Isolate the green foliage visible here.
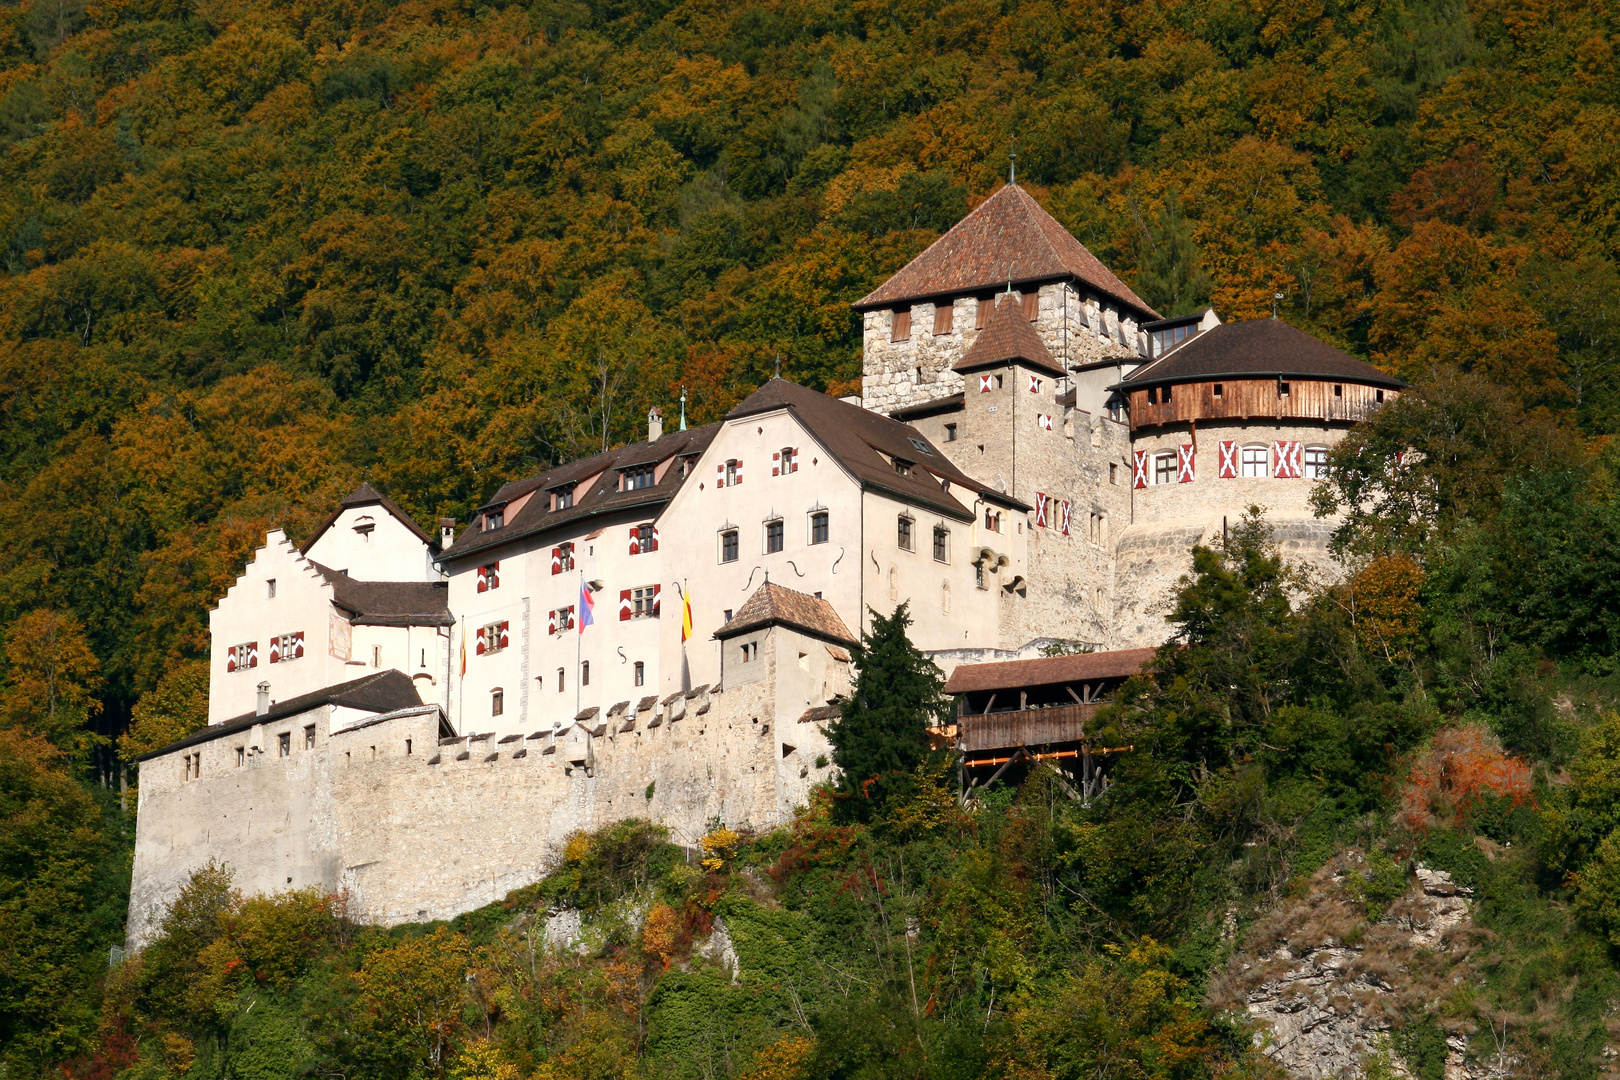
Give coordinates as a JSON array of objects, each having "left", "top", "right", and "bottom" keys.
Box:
[{"left": 826, "top": 602, "right": 947, "bottom": 822}]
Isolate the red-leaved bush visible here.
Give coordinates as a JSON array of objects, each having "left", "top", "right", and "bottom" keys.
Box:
[{"left": 1397, "top": 725, "right": 1532, "bottom": 831}]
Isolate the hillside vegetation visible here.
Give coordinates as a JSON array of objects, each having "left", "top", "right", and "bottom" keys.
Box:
[{"left": 1, "top": 0, "right": 1619, "bottom": 1075}]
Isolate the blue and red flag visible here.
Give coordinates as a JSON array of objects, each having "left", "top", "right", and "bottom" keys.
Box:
[{"left": 579, "top": 581, "right": 595, "bottom": 632}]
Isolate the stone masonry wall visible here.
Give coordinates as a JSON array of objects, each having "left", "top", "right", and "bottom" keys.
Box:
[
  {"left": 129, "top": 683, "right": 836, "bottom": 949},
  {"left": 862, "top": 284, "right": 1144, "bottom": 416}
]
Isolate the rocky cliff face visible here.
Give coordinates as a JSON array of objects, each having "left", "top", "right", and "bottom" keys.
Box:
[{"left": 1210, "top": 851, "right": 1516, "bottom": 1080}]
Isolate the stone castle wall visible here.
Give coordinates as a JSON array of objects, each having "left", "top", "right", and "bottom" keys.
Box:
[{"left": 128, "top": 674, "right": 836, "bottom": 949}]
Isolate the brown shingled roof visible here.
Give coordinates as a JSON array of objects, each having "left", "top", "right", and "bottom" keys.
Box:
[
  {"left": 727, "top": 379, "right": 1028, "bottom": 517},
  {"left": 443, "top": 423, "right": 720, "bottom": 562},
  {"left": 855, "top": 183, "right": 1159, "bottom": 318},
  {"left": 302, "top": 482, "right": 438, "bottom": 554},
  {"left": 714, "top": 582, "right": 857, "bottom": 646},
  {"left": 310, "top": 563, "right": 453, "bottom": 626},
  {"left": 1118, "top": 319, "right": 1406, "bottom": 390},
  {"left": 953, "top": 294, "right": 1066, "bottom": 378},
  {"left": 942, "top": 648, "right": 1157, "bottom": 694}
]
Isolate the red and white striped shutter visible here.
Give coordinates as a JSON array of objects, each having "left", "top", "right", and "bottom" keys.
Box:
[
  {"left": 651, "top": 525, "right": 659, "bottom": 551},
  {"left": 567, "top": 605, "right": 576, "bottom": 630},
  {"left": 1274, "top": 441, "right": 1301, "bottom": 478},
  {"left": 772, "top": 451, "right": 780, "bottom": 477},
  {"left": 979, "top": 374, "right": 993, "bottom": 393},
  {"left": 1028, "top": 374, "right": 1040, "bottom": 393},
  {"left": 550, "top": 548, "right": 561, "bottom": 575},
  {"left": 620, "top": 589, "right": 632, "bottom": 621},
  {"left": 1218, "top": 441, "right": 1237, "bottom": 479},
  {"left": 248, "top": 642, "right": 258, "bottom": 668},
  {"left": 477, "top": 625, "right": 487, "bottom": 653},
  {"left": 1034, "top": 492, "right": 1049, "bottom": 528},
  {"left": 1177, "top": 443, "right": 1195, "bottom": 483},
  {"left": 790, "top": 449, "right": 799, "bottom": 474},
  {"left": 547, "top": 611, "right": 556, "bottom": 637},
  {"left": 1060, "top": 500, "right": 1072, "bottom": 535},
  {"left": 476, "top": 565, "right": 487, "bottom": 592},
  {"left": 1288, "top": 441, "right": 1303, "bottom": 477},
  {"left": 629, "top": 527, "right": 640, "bottom": 556},
  {"left": 716, "top": 462, "right": 725, "bottom": 488},
  {"left": 1132, "top": 451, "right": 1149, "bottom": 489},
  {"left": 652, "top": 584, "right": 661, "bottom": 616},
  {"left": 268, "top": 637, "right": 281, "bottom": 664},
  {"left": 294, "top": 631, "right": 304, "bottom": 659},
  {"left": 490, "top": 561, "right": 499, "bottom": 589},
  {"left": 227, "top": 649, "right": 237, "bottom": 673},
  {"left": 498, "top": 621, "right": 510, "bottom": 649},
  {"left": 734, "top": 460, "right": 743, "bottom": 484}
]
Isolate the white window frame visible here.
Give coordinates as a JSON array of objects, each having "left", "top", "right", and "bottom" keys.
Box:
[
  {"left": 1154, "top": 453, "right": 1176, "bottom": 486},
  {"left": 1241, "top": 445, "right": 1269, "bottom": 478},
  {"left": 1303, "top": 445, "right": 1330, "bottom": 479}
]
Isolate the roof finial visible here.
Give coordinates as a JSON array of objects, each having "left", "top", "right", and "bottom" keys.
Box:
[
  {"left": 679, "top": 385, "right": 687, "bottom": 431},
  {"left": 774, "top": 351, "right": 781, "bottom": 380},
  {"left": 1004, "top": 264, "right": 1014, "bottom": 297},
  {"left": 1272, "top": 292, "right": 1283, "bottom": 319},
  {"left": 1008, "top": 135, "right": 1017, "bottom": 184}
]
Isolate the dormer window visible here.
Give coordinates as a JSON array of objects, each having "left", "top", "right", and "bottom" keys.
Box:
[
  {"left": 622, "top": 463, "right": 656, "bottom": 491},
  {"left": 892, "top": 458, "right": 913, "bottom": 477},
  {"left": 906, "top": 437, "right": 933, "bottom": 457},
  {"left": 483, "top": 507, "right": 505, "bottom": 531},
  {"left": 552, "top": 485, "right": 575, "bottom": 511}
]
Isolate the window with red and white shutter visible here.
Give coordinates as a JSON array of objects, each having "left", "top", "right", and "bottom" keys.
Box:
[
  {"left": 1132, "top": 451, "right": 1149, "bottom": 489},
  {"left": 1218, "top": 441, "right": 1238, "bottom": 479},
  {"left": 1177, "top": 444, "right": 1196, "bottom": 483}
]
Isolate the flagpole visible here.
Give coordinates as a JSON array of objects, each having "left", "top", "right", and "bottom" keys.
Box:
[{"left": 575, "top": 569, "right": 583, "bottom": 718}]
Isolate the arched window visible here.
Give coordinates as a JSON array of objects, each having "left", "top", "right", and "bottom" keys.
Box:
[
  {"left": 491, "top": 688, "right": 504, "bottom": 717},
  {"left": 582, "top": 661, "right": 590, "bottom": 687}
]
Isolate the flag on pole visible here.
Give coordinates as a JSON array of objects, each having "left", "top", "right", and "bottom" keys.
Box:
[
  {"left": 579, "top": 581, "right": 595, "bottom": 632},
  {"left": 680, "top": 584, "right": 693, "bottom": 643},
  {"left": 459, "top": 626, "right": 466, "bottom": 676}
]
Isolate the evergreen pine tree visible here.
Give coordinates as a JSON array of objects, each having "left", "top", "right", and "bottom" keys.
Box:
[
  {"left": 827, "top": 602, "right": 949, "bottom": 822},
  {"left": 1134, "top": 188, "right": 1213, "bottom": 317}
]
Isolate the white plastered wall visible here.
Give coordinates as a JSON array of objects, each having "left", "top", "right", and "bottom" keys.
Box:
[{"left": 305, "top": 503, "right": 437, "bottom": 582}]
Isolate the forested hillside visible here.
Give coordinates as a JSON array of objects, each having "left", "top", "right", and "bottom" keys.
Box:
[{"left": 1, "top": 0, "right": 1619, "bottom": 1075}]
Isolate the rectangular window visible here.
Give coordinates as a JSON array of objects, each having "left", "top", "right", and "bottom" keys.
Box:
[
  {"left": 944, "top": 423, "right": 957, "bottom": 442},
  {"left": 634, "top": 661, "right": 645, "bottom": 686},
  {"left": 623, "top": 463, "right": 656, "bottom": 490},
  {"left": 1241, "top": 445, "right": 1269, "bottom": 478},
  {"left": 484, "top": 508, "right": 504, "bottom": 530},
  {"left": 557, "top": 542, "right": 575, "bottom": 572},
  {"left": 1021, "top": 290, "right": 1038, "bottom": 321},
  {"left": 898, "top": 516, "right": 914, "bottom": 551},
  {"left": 932, "top": 303, "right": 953, "bottom": 335},
  {"left": 304, "top": 725, "right": 315, "bottom": 750},
  {"left": 975, "top": 563, "right": 986, "bottom": 589},
  {"left": 933, "top": 525, "right": 949, "bottom": 563},
  {"left": 1278, "top": 381, "right": 1291, "bottom": 397},
  {"left": 1213, "top": 383, "right": 1224, "bottom": 398},
  {"left": 810, "top": 511, "right": 829, "bottom": 544},
  {"left": 724, "top": 459, "right": 740, "bottom": 486},
  {"left": 372, "top": 645, "right": 381, "bottom": 668},
  {"left": 477, "top": 562, "right": 501, "bottom": 591},
  {"left": 552, "top": 485, "right": 574, "bottom": 510},
  {"left": 984, "top": 509, "right": 1000, "bottom": 532},
  {"left": 279, "top": 732, "right": 290, "bottom": 758},
  {"left": 765, "top": 519, "right": 784, "bottom": 553},
  {"left": 266, "top": 578, "right": 276, "bottom": 598},
  {"left": 581, "top": 661, "right": 590, "bottom": 687},
  {"left": 633, "top": 523, "right": 656, "bottom": 554},
  {"left": 1109, "top": 462, "right": 1119, "bottom": 484},
  {"left": 483, "top": 621, "right": 510, "bottom": 651},
  {"left": 632, "top": 585, "right": 658, "bottom": 618},
  {"left": 557, "top": 667, "right": 565, "bottom": 692},
  {"left": 976, "top": 296, "right": 993, "bottom": 329},
  {"left": 892, "top": 458, "right": 912, "bottom": 476},
  {"left": 492, "top": 689, "right": 504, "bottom": 716},
  {"left": 1304, "top": 446, "right": 1330, "bottom": 479},
  {"left": 891, "top": 309, "right": 911, "bottom": 342},
  {"left": 720, "top": 530, "right": 739, "bottom": 563},
  {"left": 406, "top": 739, "right": 412, "bottom": 755},
  {"left": 236, "top": 747, "right": 244, "bottom": 767},
  {"left": 1155, "top": 454, "right": 1176, "bottom": 485}
]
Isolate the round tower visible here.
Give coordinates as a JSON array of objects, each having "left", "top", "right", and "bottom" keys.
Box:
[{"left": 1110, "top": 317, "right": 1406, "bottom": 646}]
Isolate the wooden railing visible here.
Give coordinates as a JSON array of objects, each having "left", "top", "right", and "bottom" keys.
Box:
[{"left": 956, "top": 703, "right": 1095, "bottom": 753}]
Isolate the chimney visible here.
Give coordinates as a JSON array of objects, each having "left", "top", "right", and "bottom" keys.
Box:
[
  {"left": 648, "top": 407, "right": 664, "bottom": 442},
  {"left": 256, "top": 681, "right": 270, "bottom": 716},
  {"left": 439, "top": 518, "right": 455, "bottom": 549}
]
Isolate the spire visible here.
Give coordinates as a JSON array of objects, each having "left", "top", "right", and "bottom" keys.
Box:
[
  {"left": 679, "top": 386, "right": 687, "bottom": 431},
  {"left": 1008, "top": 135, "right": 1017, "bottom": 184}
]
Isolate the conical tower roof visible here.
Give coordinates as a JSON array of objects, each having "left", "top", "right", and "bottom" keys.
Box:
[{"left": 854, "top": 183, "right": 1158, "bottom": 319}]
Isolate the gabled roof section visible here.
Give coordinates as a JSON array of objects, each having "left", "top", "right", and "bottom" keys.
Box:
[
  {"left": 952, "top": 294, "right": 1066, "bottom": 378},
  {"left": 136, "top": 670, "right": 426, "bottom": 761},
  {"left": 727, "top": 380, "right": 1026, "bottom": 518},
  {"left": 942, "top": 647, "right": 1158, "bottom": 694},
  {"left": 1117, "top": 319, "right": 1407, "bottom": 390},
  {"left": 714, "top": 582, "right": 857, "bottom": 646},
  {"left": 854, "top": 183, "right": 1159, "bottom": 319},
  {"left": 442, "top": 423, "right": 721, "bottom": 562},
  {"left": 309, "top": 563, "right": 453, "bottom": 626},
  {"left": 302, "top": 482, "right": 437, "bottom": 554}
]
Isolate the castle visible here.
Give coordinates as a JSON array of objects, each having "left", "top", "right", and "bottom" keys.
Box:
[{"left": 127, "top": 183, "right": 1403, "bottom": 947}]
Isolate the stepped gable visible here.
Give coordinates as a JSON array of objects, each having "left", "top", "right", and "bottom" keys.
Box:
[
  {"left": 308, "top": 562, "right": 452, "bottom": 626},
  {"left": 727, "top": 379, "right": 1028, "bottom": 517},
  {"left": 1119, "top": 318, "right": 1406, "bottom": 390},
  {"left": 136, "top": 670, "right": 427, "bottom": 760},
  {"left": 442, "top": 423, "right": 720, "bottom": 562},
  {"left": 302, "top": 481, "right": 437, "bottom": 552},
  {"left": 854, "top": 182, "right": 1159, "bottom": 319},
  {"left": 952, "top": 293, "right": 1067, "bottom": 378},
  {"left": 714, "top": 581, "right": 857, "bottom": 646}
]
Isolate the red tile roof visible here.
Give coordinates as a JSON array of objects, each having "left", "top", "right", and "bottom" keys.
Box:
[
  {"left": 942, "top": 647, "right": 1157, "bottom": 694},
  {"left": 953, "top": 294, "right": 1067, "bottom": 378},
  {"left": 854, "top": 183, "right": 1159, "bottom": 318}
]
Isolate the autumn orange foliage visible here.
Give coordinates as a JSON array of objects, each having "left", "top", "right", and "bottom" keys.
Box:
[{"left": 1397, "top": 726, "right": 1533, "bottom": 832}]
